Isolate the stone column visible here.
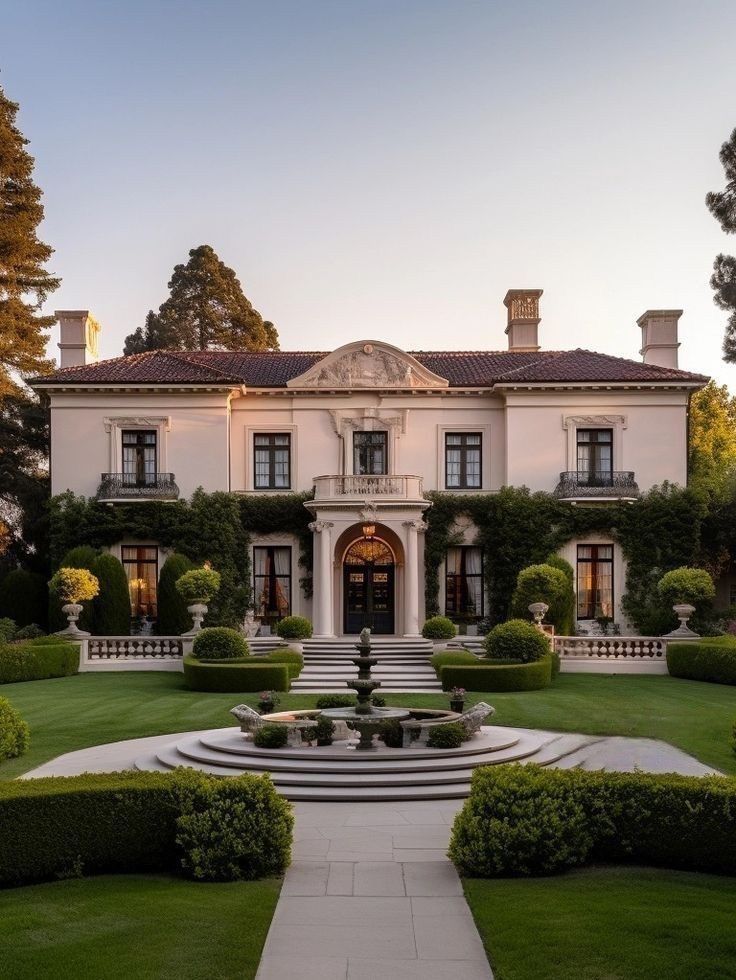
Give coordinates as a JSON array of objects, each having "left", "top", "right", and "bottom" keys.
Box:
[
  {"left": 403, "top": 520, "right": 427, "bottom": 637},
  {"left": 309, "top": 520, "right": 335, "bottom": 637}
]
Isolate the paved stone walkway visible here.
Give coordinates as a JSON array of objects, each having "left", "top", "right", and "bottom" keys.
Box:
[{"left": 256, "top": 800, "right": 492, "bottom": 980}]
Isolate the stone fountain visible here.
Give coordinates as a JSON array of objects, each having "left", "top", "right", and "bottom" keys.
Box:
[{"left": 321, "top": 628, "right": 410, "bottom": 750}]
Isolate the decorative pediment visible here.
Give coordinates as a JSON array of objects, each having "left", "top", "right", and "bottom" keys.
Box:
[{"left": 286, "top": 341, "right": 449, "bottom": 389}]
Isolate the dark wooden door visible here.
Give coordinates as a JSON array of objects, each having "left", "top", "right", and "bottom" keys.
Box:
[{"left": 343, "top": 564, "right": 395, "bottom": 634}]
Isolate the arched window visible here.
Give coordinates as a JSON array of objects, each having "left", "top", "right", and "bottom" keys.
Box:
[{"left": 344, "top": 539, "right": 394, "bottom": 565}]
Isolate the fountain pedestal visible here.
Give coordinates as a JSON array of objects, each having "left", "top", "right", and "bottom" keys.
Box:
[{"left": 321, "top": 627, "right": 409, "bottom": 750}]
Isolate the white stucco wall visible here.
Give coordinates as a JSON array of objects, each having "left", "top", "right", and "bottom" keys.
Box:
[
  {"left": 49, "top": 391, "right": 231, "bottom": 499},
  {"left": 502, "top": 389, "right": 689, "bottom": 492}
]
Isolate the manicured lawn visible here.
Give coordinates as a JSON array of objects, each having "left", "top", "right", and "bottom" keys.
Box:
[
  {"left": 1, "top": 670, "right": 735, "bottom": 777},
  {"left": 1, "top": 873, "right": 281, "bottom": 980},
  {"left": 463, "top": 866, "right": 736, "bottom": 980}
]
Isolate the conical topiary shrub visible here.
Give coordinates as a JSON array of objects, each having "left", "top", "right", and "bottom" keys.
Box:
[
  {"left": 92, "top": 553, "right": 132, "bottom": 635},
  {"left": 156, "top": 553, "right": 195, "bottom": 635}
]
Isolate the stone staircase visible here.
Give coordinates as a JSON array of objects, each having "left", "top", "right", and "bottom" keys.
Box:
[
  {"left": 291, "top": 637, "right": 441, "bottom": 693},
  {"left": 135, "top": 726, "right": 602, "bottom": 801}
]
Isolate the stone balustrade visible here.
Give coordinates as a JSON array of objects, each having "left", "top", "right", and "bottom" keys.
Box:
[
  {"left": 313, "top": 474, "right": 424, "bottom": 500},
  {"left": 554, "top": 636, "right": 667, "bottom": 660},
  {"left": 87, "top": 636, "right": 184, "bottom": 659}
]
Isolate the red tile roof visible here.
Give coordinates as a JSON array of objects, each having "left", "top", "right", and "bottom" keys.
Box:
[{"left": 30, "top": 347, "right": 708, "bottom": 388}]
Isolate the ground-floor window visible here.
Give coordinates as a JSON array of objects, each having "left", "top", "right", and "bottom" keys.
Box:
[
  {"left": 445, "top": 546, "right": 484, "bottom": 619},
  {"left": 253, "top": 546, "right": 292, "bottom": 625},
  {"left": 576, "top": 544, "right": 614, "bottom": 619},
  {"left": 121, "top": 545, "right": 158, "bottom": 623}
]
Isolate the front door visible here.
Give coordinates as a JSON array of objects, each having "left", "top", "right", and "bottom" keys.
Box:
[
  {"left": 344, "top": 564, "right": 395, "bottom": 634},
  {"left": 342, "top": 536, "right": 395, "bottom": 634}
]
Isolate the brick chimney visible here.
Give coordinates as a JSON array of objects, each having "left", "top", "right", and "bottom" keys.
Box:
[
  {"left": 503, "top": 289, "right": 543, "bottom": 352},
  {"left": 56, "top": 311, "right": 100, "bottom": 369},
  {"left": 636, "top": 309, "right": 682, "bottom": 369}
]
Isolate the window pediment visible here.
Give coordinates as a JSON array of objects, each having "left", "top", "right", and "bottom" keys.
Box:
[{"left": 286, "top": 341, "right": 449, "bottom": 389}]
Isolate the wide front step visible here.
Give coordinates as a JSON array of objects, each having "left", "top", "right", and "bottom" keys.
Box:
[{"left": 134, "top": 726, "right": 593, "bottom": 801}]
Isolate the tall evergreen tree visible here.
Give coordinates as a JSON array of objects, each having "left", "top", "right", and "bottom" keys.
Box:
[
  {"left": 706, "top": 127, "right": 736, "bottom": 362},
  {"left": 124, "top": 245, "right": 278, "bottom": 354},
  {"left": 0, "top": 86, "right": 59, "bottom": 399}
]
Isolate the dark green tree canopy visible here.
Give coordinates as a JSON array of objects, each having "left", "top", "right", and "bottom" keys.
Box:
[
  {"left": 706, "top": 128, "right": 736, "bottom": 361},
  {"left": 124, "top": 245, "right": 279, "bottom": 354},
  {"left": 0, "top": 85, "right": 59, "bottom": 400}
]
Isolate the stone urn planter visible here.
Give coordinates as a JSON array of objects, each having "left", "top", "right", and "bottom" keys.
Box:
[
  {"left": 184, "top": 602, "right": 208, "bottom": 636},
  {"left": 665, "top": 603, "right": 699, "bottom": 638},
  {"left": 528, "top": 602, "right": 549, "bottom": 631},
  {"left": 449, "top": 687, "right": 466, "bottom": 713},
  {"left": 60, "top": 602, "right": 89, "bottom": 637}
]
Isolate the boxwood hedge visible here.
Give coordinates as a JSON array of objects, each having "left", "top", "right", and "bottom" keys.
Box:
[
  {"left": 0, "top": 639, "right": 79, "bottom": 684},
  {"left": 0, "top": 769, "right": 292, "bottom": 888},
  {"left": 667, "top": 637, "right": 736, "bottom": 685},
  {"left": 450, "top": 764, "right": 736, "bottom": 878},
  {"left": 439, "top": 654, "right": 553, "bottom": 692},
  {"left": 261, "top": 648, "right": 304, "bottom": 679},
  {"left": 183, "top": 655, "right": 290, "bottom": 692}
]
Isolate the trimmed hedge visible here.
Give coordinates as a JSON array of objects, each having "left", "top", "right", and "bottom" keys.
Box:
[
  {"left": 430, "top": 651, "right": 479, "bottom": 673},
  {"left": 276, "top": 616, "right": 313, "bottom": 640},
  {"left": 0, "top": 769, "right": 292, "bottom": 888},
  {"left": 183, "top": 655, "right": 289, "bottom": 692},
  {"left": 422, "top": 616, "right": 457, "bottom": 640},
  {"left": 667, "top": 637, "right": 736, "bottom": 685},
  {"left": 253, "top": 724, "right": 289, "bottom": 749},
  {"left": 262, "top": 648, "right": 304, "bottom": 679},
  {"left": 426, "top": 722, "right": 466, "bottom": 748},
  {"left": 449, "top": 764, "right": 736, "bottom": 878},
  {"left": 0, "top": 640, "right": 79, "bottom": 684},
  {"left": 156, "top": 553, "right": 195, "bottom": 635},
  {"left": 0, "top": 697, "right": 30, "bottom": 761},
  {"left": 484, "top": 618, "right": 550, "bottom": 663},
  {"left": 193, "top": 627, "right": 249, "bottom": 661},
  {"left": 439, "top": 655, "right": 553, "bottom": 692},
  {"left": 91, "top": 552, "right": 131, "bottom": 635}
]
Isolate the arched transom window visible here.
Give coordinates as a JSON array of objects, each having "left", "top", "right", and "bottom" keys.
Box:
[{"left": 344, "top": 539, "right": 394, "bottom": 565}]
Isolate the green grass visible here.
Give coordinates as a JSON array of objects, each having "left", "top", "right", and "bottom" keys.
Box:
[
  {"left": 464, "top": 866, "right": 736, "bottom": 980},
  {"left": 1, "top": 873, "right": 281, "bottom": 980},
  {"left": 1, "top": 670, "right": 735, "bottom": 778}
]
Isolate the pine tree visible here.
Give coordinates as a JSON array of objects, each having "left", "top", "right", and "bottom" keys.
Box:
[
  {"left": 123, "top": 245, "right": 279, "bottom": 354},
  {"left": 706, "top": 127, "right": 736, "bottom": 361},
  {"left": 0, "top": 86, "right": 59, "bottom": 400}
]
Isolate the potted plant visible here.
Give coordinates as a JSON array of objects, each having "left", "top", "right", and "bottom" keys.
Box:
[
  {"left": 49, "top": 567, "right": 100, "bottom": 636},
  {"left": 449, "top": 686, "right": 467, "bottom": 713},
  {"left": 257, "top": 690, "right": 280, "bottom": 715},
  {"left": 175, "top": 564, "right": 221, "bottom": 634}
]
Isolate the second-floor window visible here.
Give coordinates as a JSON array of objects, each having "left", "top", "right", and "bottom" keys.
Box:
[
  {"left": 254, "top": 434, "right": 291, "bottom": 489},
  {"left": 122, "top": 430, "right": 157, "bottom": 486},
  {"left": 576, "top": 429, "right": 612, "bottom": 486},
  {"left": 445, "top": 433, "right": 481, "bottom": 489},
  {"left": 354, "top": 431, "right": 388, "bottom": 475}
]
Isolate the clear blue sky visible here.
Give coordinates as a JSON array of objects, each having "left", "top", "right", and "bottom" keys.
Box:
[{"left": 3, "top": 0, "right": 736, "bottom": 384}]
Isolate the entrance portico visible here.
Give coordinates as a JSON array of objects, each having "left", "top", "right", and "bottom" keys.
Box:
[{"left": 306, "top": 481, "right": 430, "bottom": 637}]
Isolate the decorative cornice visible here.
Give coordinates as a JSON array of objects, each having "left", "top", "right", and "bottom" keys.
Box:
[{"left": 562, "top": 414, "right": 627, "bottom": 429}]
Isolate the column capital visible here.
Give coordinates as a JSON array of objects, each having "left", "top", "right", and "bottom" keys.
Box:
[
  {"left": 403, "top": 519, "right": 428, "bottom": 533},
  {"left": 308, "top": 520, "right": 334, "bottom": 533}
]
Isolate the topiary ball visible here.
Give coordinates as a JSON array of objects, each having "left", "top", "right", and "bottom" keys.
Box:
[
  {"left": 275, "top": 616, "right": 313, "bottom": 640},
  {"left": 422, "top": 616, "right": 457, "bottom": 640},
  {"left": 484, "top": 619, "right": 549, "bottom": 663},
  {"left": 193, "top": 627, "right": 249, "bottom": 661}
]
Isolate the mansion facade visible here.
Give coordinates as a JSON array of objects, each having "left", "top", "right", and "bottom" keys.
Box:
[{"left": 34, "top": 292, "right": 708, "bottom": 636}]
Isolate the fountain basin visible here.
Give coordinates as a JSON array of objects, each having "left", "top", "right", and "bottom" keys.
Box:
[{"left": 322, "top": 705, "right": 410, "bottom": 750}]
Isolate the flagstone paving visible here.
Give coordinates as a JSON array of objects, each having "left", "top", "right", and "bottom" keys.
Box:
[{"left": 255, "top": 799, "right": 493, "bottom": 980}]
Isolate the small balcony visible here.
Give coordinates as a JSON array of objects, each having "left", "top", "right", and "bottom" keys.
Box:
[
  {"left": 97, "top": 473, "right": 180, "bottom": 503},
  {"left": 313, "top": 474, "right": 425, "bottom": 501},
  {"left": 554, "top": 470, "right": 640, "bottom": 501}
]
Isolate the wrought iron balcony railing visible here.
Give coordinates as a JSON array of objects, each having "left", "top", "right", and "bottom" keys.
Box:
[
  {"left": 97, "top": 473, "right": 180, "bottom": 501},
  {"left": 554, "top": 470, "right": 639, "bottom": 500}
]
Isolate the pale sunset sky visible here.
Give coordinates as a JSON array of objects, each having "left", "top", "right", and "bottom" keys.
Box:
[{"left": 2, "top": 0, "right": 736, "bottom": 384}]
